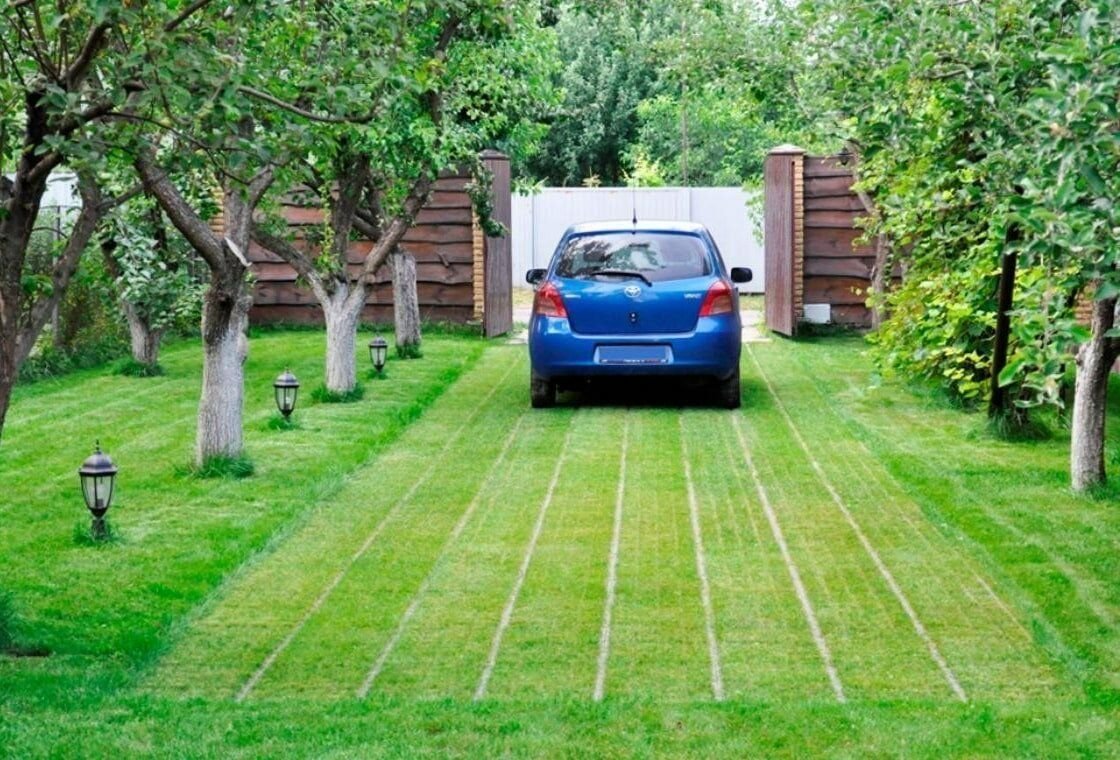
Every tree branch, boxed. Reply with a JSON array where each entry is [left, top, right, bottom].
[[356, 174, 432, 283], [251, 226, 329, 303], [238, 85, 376, 124], [64, 22, 109, 88], [164, 0, 217, 32], [134, 147, 224, 270], [19, 174, 104, 363]]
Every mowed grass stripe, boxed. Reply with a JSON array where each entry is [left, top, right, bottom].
[[753, 342, 1066, 701], [366, 407, 575, 698], [677, 408, 845, 702], [481, 408, 622, 700], [594, 412, 629, 702], [747, 346, 968, 702], [357, 412, 529, 697], [608, 410, 713, 700], [737, 353, 950, 700], [238, 355, 523, 700], [679, 414, 725, 701], [254, 364, 528, 699], [144, 348, 519, 699]]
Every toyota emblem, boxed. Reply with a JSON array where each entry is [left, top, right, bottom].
[[624, 285, 641, 298]]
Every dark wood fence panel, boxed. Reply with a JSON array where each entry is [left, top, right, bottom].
[[764, 147, 800, 336], [481, 150, 513, 337], [247, 159, 510, 329], [802, 154, 871, 327]]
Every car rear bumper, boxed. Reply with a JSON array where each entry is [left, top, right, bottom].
[[529, 315, 742, 380]]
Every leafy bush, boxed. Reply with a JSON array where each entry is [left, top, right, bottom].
[[183, 455, 256, 480], [311, 383, 366, 404]]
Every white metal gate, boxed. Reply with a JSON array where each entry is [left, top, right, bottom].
[[511, 187, 763, 292]]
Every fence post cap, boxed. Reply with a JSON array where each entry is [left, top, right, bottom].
[[768, 144, 807, 155]]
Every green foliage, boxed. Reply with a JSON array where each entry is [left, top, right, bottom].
[[396, 342, 423, 360], [779, 0, 1118, 411], [112, 358, 165, 378], [311, 383, 366, 404], [525, 3, 665, 185], [102, 194, 207, 336], [265, 413, 300, 431], [185, 455, 256, 480], [72, 518, 119, 547]]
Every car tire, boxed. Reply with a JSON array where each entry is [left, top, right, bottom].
[[716, 367, 741, 409], [530, 371, 556, 408]]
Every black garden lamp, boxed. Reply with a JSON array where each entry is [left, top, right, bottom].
[[274, 368, 300, 419], [837, 145, 853, 166], [78, 442, 117, 540], [368, 336, 388, 375]]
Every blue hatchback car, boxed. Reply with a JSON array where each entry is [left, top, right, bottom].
[[526, 220, 751, 409]]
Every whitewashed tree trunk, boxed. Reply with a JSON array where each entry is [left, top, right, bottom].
[[392, 249, 421, 354], [1071, 296, 1120, 491], [195, 283, 251, 463], [122, 302, 163, 366], [323, 290, 363, 393]]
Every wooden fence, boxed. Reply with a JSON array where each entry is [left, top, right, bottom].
[[763, 145, 873, 335], [248, 151, 513, 337]]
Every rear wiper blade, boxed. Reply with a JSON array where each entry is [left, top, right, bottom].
[[594, 269, 652, 287]]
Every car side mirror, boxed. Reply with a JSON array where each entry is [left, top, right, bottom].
[[526, 268, 546, 285], [730, 267, 753, 284]]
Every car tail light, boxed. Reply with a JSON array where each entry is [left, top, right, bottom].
[[533, 282, 568, 318], [698, 279, 734, 316]]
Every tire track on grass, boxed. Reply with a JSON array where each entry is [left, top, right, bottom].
[[593, 412, 628, 702], [679, 414, 725, 701], [356, 411, 528, 697], [474, 415, 576, 701], [235, 357, 520, 702], [746, 345, 968, 702], [730, 414, 847, 703]]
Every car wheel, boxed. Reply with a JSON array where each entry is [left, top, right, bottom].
[[530, 371, 556, 408], [716, 367, 741, 409]]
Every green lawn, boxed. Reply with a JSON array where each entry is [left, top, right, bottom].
[[1, 332, 1117, 757]]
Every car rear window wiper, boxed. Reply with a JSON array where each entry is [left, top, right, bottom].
[[593, 269, 653, 286]]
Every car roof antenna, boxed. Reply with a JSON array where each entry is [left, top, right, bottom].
[[631, 184, 638, 232]]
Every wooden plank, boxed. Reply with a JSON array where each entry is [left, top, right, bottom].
[[400, 241, 474, 263], [804, 209, 867, 229], [482, 151, 513, 337], [804, 175, 854, 198], [281, 206, 325, 225], [763, 153, 796, 336], [804, 227, 875, 257], [829, 303, 871, 327], [432, 176, 470, 192], [249, 303, 476, 326], [803, 256, 874, 279], [426, 190, 473, 209], [253, 261, 473, 284], [253, 281, 473, 308], [804, 157, 854, 178], [805, 195, 866, 212], [803, 275, 868, 306], [401, 223, 474, 244], [415, 205, 473, 226]]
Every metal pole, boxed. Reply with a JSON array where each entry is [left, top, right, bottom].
[[988, 250, 1018, 417]]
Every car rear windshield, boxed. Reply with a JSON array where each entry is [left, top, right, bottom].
[[554, 232, 712, 283]]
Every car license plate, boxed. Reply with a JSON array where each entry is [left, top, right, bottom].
[[595, 345, 671, 365]]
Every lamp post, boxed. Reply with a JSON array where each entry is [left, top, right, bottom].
[[368, 336, 388, 375], [274, 369, 300, 420], [78, 442, 117, 540]]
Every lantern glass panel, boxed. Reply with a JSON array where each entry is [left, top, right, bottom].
[[276, 385, 297, 413], [82, 474, 113, 511]]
